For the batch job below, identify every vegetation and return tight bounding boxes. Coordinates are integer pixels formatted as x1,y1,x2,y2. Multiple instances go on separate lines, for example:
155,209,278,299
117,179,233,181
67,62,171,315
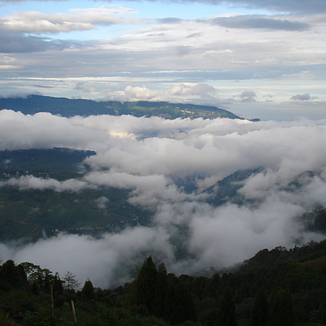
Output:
1,239,326,325
0,95,242,119
0,148,152,242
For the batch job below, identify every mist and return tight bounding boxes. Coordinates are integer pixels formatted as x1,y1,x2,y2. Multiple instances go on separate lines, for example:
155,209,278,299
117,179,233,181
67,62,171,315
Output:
1,110,326,288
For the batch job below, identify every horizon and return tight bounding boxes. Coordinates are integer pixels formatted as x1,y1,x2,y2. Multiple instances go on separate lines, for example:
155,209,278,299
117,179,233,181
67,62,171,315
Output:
0,0,325,121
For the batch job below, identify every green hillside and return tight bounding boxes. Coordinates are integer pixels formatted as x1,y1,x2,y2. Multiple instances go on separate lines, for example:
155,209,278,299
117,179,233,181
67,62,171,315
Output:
0,95,242,119
0,148,152,242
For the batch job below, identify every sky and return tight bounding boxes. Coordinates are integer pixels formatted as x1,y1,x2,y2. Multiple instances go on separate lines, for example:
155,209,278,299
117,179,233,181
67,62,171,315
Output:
1,110,326,287
0,0,325,120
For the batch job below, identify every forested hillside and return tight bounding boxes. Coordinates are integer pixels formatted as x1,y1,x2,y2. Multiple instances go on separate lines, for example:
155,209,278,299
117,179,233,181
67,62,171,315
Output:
0,148,152,241
1,239,326,326
0,95,242,120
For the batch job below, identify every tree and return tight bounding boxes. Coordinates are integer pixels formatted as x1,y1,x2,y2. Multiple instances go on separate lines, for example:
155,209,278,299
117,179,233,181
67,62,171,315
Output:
163,280,178,323
173,282,197,324
218,287,238,326
63,271,80,291
136,256,157,314
154,263,168,318
82,279,95,300
251,287,268,326
0,260,27,290
19,262,52,283
269,289,295,326
52,272,64,294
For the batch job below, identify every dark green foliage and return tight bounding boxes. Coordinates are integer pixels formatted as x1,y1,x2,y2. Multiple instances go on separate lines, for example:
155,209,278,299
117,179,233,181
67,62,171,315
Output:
136,257,196,325
0,260,27,290
217,287,237,326
269,289,295,326
173,282,197,324
136,256,157,314
162,279,197,324
251,287,268,326
2,241,326,326
153,263,168,318
82,280,95,300
52,273,64,295
163,280,178,323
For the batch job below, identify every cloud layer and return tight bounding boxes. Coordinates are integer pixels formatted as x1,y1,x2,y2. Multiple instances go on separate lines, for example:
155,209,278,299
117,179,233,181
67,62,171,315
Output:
1,110,326,287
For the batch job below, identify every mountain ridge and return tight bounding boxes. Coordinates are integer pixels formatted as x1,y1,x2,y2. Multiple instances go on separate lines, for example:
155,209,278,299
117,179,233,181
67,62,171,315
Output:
0,94,246,120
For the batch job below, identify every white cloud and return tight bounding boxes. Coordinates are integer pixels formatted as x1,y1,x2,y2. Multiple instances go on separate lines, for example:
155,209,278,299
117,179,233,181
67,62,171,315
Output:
94,196,109,210
1,227,174,288
124,85,157,100
0,175,91,192
0,110,111,151
1,112,326,287
0,6,142,34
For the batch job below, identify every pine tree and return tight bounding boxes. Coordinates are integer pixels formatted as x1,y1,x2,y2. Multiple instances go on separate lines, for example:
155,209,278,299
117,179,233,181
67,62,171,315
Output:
154,263,168,318
251,287,268,326
163,280,178,323
173,281,197,324
136,256,157,314
218,287,238,326
269,289,295,326
82,279,95,300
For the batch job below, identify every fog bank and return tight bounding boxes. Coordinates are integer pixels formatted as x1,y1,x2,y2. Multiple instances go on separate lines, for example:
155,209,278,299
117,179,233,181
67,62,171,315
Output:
1,110,326,287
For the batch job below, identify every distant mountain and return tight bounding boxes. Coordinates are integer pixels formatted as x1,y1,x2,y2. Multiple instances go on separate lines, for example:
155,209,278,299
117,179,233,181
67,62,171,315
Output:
0,94,243,119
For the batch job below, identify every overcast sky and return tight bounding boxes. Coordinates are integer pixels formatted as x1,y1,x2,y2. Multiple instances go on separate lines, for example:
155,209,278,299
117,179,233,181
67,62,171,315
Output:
0,0,325,120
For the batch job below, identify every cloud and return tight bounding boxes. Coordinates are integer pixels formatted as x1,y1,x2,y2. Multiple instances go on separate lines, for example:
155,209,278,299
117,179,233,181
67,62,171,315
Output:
0,1,324,117
0,110,111,151
238,90,256,102
124,85,157,100
212,15,310,31
1,111,326,287
0,175,92,192
0,31,81,53
0,7,141,35
290,93,312,101
158,17,183,24
75,82,95,93
176,45,192,56
0,227,174,288
169,83,217,97
94,196,109,210
222,0,326,14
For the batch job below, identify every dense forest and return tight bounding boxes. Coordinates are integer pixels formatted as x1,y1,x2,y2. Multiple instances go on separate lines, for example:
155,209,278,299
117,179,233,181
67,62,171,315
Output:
1,239,326,326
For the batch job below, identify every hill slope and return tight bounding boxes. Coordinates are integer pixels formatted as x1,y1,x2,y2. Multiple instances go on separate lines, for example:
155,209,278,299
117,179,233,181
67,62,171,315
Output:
0,95,242,119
